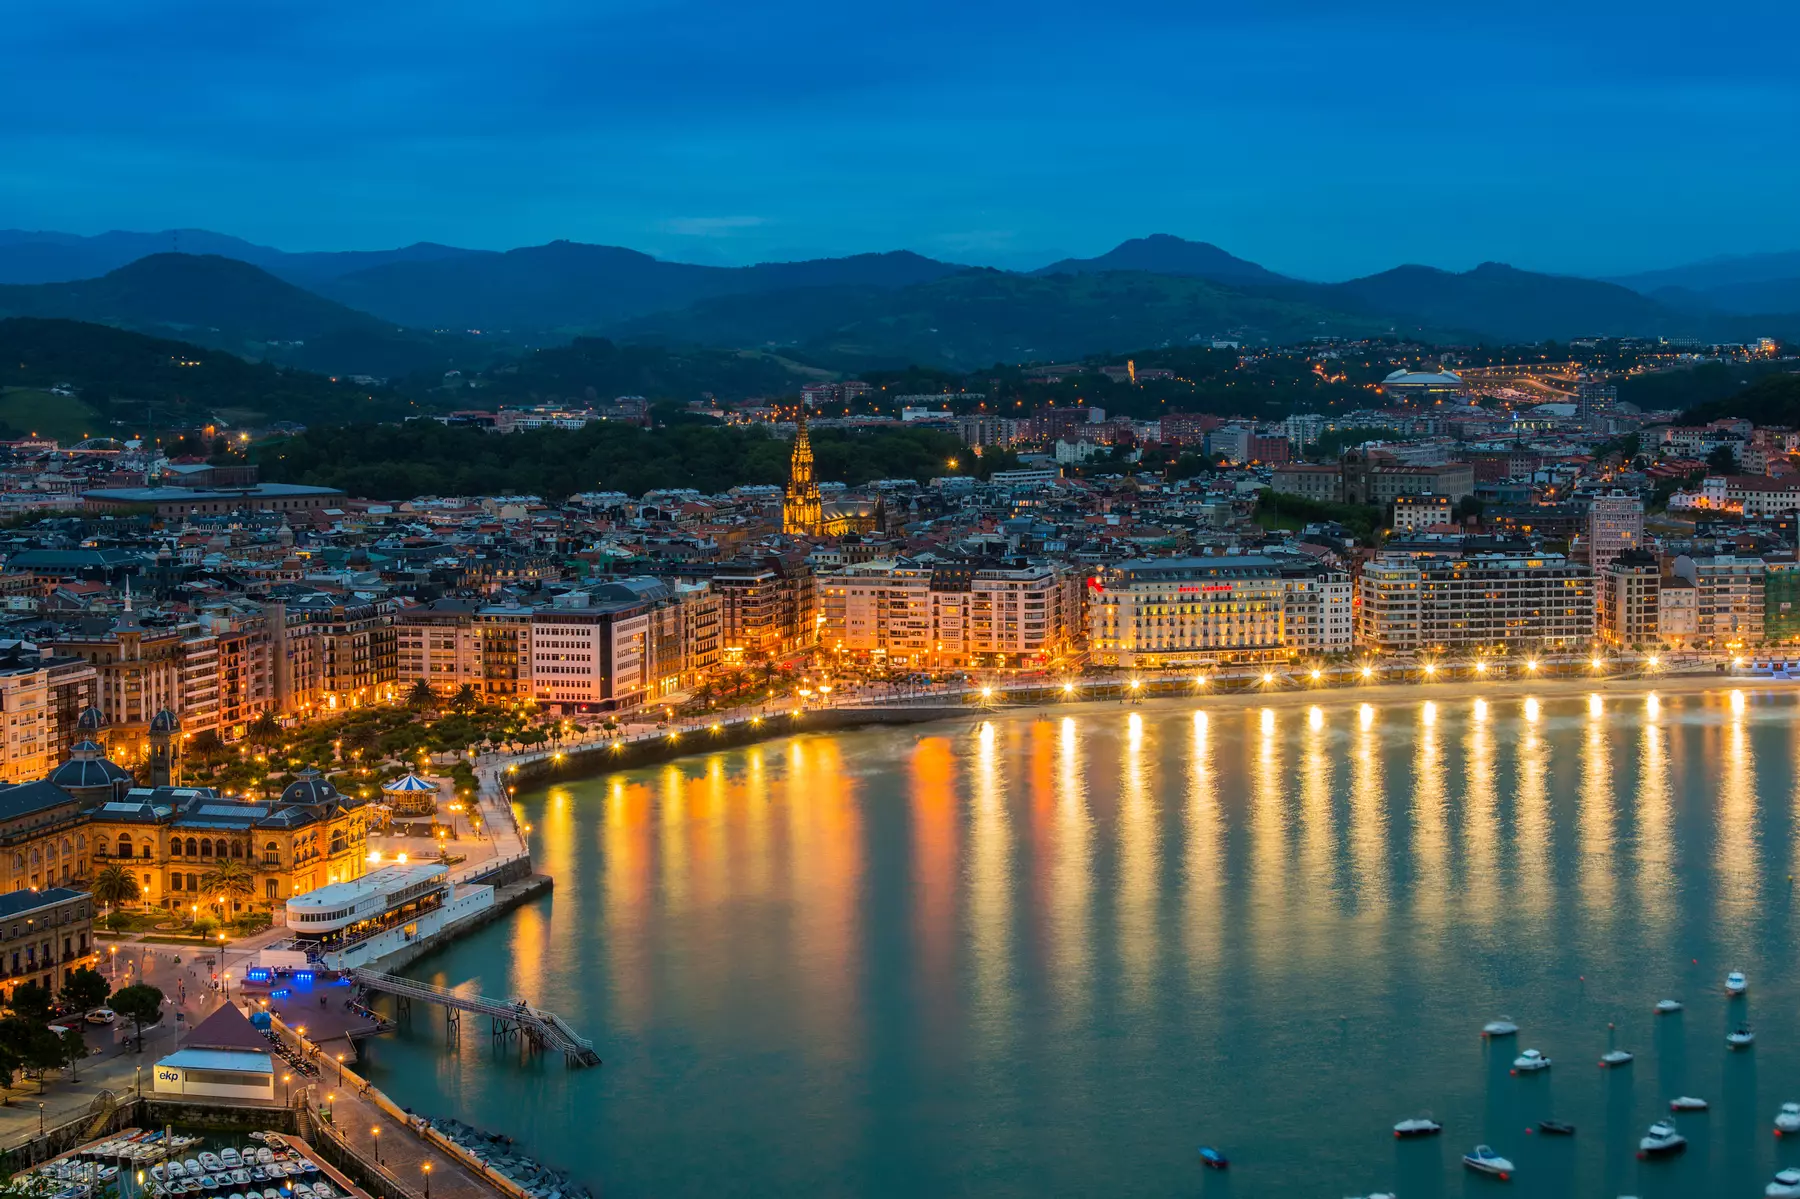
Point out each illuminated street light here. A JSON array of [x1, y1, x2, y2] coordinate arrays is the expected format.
[[1590, 657, 1603, 670], [1526, 659, 1539, 672], [1647, 654, 1660, 668], [1474, 660, 1487, 673], [1422, 662, 1436, 676], [1360, 664, 1373, 678]]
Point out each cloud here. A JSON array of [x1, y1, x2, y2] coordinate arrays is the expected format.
[[657, 217, 767, 238]]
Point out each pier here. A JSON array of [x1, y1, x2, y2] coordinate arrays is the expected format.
[[351, 969, 602, 1067]]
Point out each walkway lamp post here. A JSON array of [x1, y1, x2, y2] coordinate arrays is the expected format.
[[337, 1052, 345, 1084], [282, 1073, 291, 1102], [371, 1126, 380, 1163], [422, 1164, 432, 1199]]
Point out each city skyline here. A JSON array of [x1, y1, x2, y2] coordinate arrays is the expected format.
[[6, 1, 1799, 279]]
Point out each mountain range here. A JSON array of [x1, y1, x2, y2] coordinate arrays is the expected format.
[[0, 229, 1795, 374]]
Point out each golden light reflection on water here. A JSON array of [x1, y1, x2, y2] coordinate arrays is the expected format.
[[910, 737, 958, 1007], [1349, 706, 1388, 910], [1183, 712, 1222, 987], [659, 764, 691, 910], [1461, 706, 1498, 928], [969, 718, 1013, 1044], [1515, 704, 1552, 917], [1297, 701, 1334, 957], [1411, 702, 1448, 918], [1250, 707, 1288, 955], [1050, 717, 1093, 1023], [785, 738, 863, 1054], [1635, 715, 1674, 934], [1576, 696, 1616, 922], [1715, 694, 1761, 919], [1118, 712, 1157, 1002]]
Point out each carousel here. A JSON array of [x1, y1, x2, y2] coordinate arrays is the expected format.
[[380, 771, 440, 817]]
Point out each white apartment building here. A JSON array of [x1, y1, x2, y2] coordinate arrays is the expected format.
[[1357, 549, 1595, 652], [1392, 494, 1453, 534], [0, 661, 52, 784], [1672, 554, 1765, 644], [1087, 555, 1352, 668], [818, 558, 1078, 669]]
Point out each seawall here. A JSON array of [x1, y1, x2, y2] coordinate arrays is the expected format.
[[365, 874, 553, 974], [501, 705, 966, 789]]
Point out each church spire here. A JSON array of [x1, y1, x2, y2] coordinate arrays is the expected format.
[[782, 403, 823, 535]]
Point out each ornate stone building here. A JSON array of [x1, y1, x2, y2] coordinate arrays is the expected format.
[[782, 409, 824, 536]]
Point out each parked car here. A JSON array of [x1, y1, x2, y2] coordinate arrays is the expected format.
[[85, 1007, 117, 1025]]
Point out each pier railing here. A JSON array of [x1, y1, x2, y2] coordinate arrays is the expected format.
[[351, 969, 601, 1067]]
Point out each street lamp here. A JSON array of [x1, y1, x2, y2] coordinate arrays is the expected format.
[[337, 1052, 345, 1084], [371, 1126, 381, 1163], [422, 1164, 432, 1199], [282, 1073, 291, 1102]]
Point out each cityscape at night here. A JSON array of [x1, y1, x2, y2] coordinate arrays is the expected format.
[[2, 0, 1800, 1195]]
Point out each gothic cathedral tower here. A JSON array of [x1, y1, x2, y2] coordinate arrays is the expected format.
[[782, 405, 823, 535]]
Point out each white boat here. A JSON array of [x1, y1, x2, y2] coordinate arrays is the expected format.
[[312, 1184, 335, 1199], [263, 1189, 281, 1199], [1669, 1095, 1709, 1111], [1599, 1049, 1634, 1067], [1727, 971, 1748, 996], [257, 1150, 274, 1167], [200, 1154, 222, 1174], [1776, 1102, 1800, 1135], [233, 1169, 252, 1186], [1393, 1117, 1442, 1138], [293, 1184, 314, 1199], [1766, 1167, 1800, 1198], [1639, 1120, 1687, 1156], [1483, 1017, 1519, 1037], [1462, 1145, 1514, 1178], [1730, 1026, 1757, 1049], [221, 1150, 243, 1169], [1654, 998, 1683, 1014], [1512, 1048, 1551, 1073], [185, 1160, 201, 1177], [152, 1167, 168, 1184]]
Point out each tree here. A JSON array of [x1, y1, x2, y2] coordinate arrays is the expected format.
[[0, 1017, 65, 1093], [109, 984, 165, 1052], [406, 681, 436, 710], [199, 861, 257, 913], [91, 863, 140, 914], [1707, 443, 1739, 474], [0, 1041, 19, 1097], [5, 982, 52, 1022], [248, 710, 282, 747], [188, 729, 225, 764], [58, 968, 109, 1017], [451, 684, 478, 713]]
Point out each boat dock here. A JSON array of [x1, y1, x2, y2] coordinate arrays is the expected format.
[[350, 970, 601, 1067]]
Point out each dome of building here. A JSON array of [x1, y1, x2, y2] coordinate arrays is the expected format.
[[48, 740, 134, 792], [149, 707, 180, 734], [1382, 368, 1464, 386], [280, 768, 342, 807], [76, 706, 108, 732]]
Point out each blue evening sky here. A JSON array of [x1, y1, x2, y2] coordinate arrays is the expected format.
[[4, 0, 1797, 279]]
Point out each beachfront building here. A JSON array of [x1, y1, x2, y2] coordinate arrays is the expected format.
[[1671, 554, 1766, 646], [1356, 548, 1596, 653], [0, 887, 96, 999], [817, 557, 1081, 670], [1087, 555, 1352, 668]]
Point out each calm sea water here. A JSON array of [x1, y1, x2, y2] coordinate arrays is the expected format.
[[357, 687, 1800, 1198]]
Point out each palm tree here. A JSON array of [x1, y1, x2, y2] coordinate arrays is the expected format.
[[199, 861, 257, 916], [451, 684, 478, 713], [406, 681, 435, 710], [90, 863, 140, 915], [248, 710, 281, 750]]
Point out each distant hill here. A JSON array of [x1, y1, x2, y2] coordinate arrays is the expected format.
[[1610, 251, 1800, 316], [1033, 235, 1293, 287], [1678, 369, 1800, 426], [315, 242, 964, 330], [0, 254, 499, 378], [0, 229, 481, 287], [0, 317, 416, 430], [1311, 262, 1720, 342], [473, 336, 825, 404], [606, 268, 1423, 369]]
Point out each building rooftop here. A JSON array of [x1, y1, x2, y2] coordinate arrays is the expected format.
[[156, 1048, 275, 1074], [286, 862, 447, 915], [0, 886, 84, 919]]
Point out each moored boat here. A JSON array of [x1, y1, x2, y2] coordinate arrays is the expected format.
[[1462, 1145, 1513, 1179], [1393, 1117, 1442, 1138]]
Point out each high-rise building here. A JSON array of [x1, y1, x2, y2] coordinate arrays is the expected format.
[[818, 558, 1080, 670], [1599, 549, 1661, 647], [1576, 378, 1617, 427], [1671, 554, 1765, 645], [1585, 490, 1644, 575]]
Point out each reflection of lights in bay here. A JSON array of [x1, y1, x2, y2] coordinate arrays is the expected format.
[[1462, 703, 1498, 928], [1260, 708, 1275, 735], [1359, 703, 1375, 730], [1412, 698, 1447, 916], [1183, 703, 1222, 988], [1251, 700, 1287, 956], [1646, 692, 1660, 718], [1473, 698, 1488, 721], [1577, 705, 1615, 919], [1297, 691, 1334, 950], [1588, 693, 1603, 718], [1119, 699, 1156, 1000], [1635, 717, 1673, 934], [1524, 697, 1540, 722], [1716, 694, 1760, 919], [1349, 702, 1388, 909], [1516, 706, 1552, 915], [970, 706, 1013, 1046], [1308, 705, 1324, 730], [1051, 714, 1092, 1023]]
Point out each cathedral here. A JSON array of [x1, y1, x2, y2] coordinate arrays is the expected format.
[[782, 406, 885, 537]]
